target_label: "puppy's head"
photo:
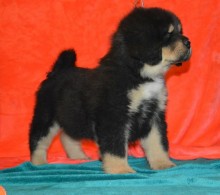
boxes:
[117,8,192,78]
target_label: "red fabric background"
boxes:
[0,0,220,169]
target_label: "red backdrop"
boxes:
[0,0,220,169]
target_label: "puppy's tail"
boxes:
[48,49,77,77]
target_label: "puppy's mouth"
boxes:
[175,48,192,66]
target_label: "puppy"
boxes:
[29,8,191,174]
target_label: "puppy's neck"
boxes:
[140,61,170,80]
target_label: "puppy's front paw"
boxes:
[150,160,176,170]
[31,151,47,165]
[104,164,136,174]
[103,153,136,174]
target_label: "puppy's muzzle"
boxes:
[175,36,192,66]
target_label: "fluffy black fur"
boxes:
[29,7,191,173]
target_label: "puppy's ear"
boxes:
[124,30,162,65]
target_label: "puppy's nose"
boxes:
[182,37,191,48]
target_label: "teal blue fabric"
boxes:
[0,157,220,195]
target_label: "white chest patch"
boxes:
[127,79,167,113]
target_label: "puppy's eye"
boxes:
[167,31,173,36]
[165,31,173,39]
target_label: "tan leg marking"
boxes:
[141,125,176,170]
[60,132,89,160]
[102,153,136,174]
[31,122,60,165]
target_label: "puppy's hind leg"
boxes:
[30,122,60,165]
[60,132,89,160]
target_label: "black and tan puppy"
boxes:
[29,8,191,174]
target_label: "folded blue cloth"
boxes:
[0,157,220,194]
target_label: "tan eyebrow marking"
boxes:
[168,24,174,33]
